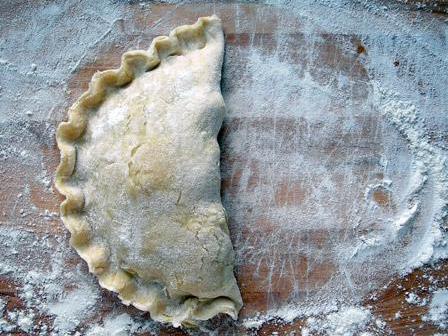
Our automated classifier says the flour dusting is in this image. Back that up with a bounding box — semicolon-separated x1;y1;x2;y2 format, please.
47;283;98;333
302;306;373;336
374;85;448;272
84;313;161;336
1;0;448;334
423;289;448;329
85;314;134;336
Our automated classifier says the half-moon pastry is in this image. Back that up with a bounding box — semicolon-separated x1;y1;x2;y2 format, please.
55;15;242;327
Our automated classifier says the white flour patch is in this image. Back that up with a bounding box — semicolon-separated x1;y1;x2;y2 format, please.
16;310;35;333
86;314;133;336
0;298;6;314
243;304;389;335
423;289;448;329
0;319;13;333
85;313;135;336
302;306;372;336
85;313;134;336
47;283;99;334
0;227;101;334
0;227;161;334
1;309;35;334
85;313;161;336
405;292;427;306
374;85;448;272
242;313;267;330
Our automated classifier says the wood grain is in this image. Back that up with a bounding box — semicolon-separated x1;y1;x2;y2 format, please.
1;1;447;335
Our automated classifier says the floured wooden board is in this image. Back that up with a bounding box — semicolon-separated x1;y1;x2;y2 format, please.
1;1;448;335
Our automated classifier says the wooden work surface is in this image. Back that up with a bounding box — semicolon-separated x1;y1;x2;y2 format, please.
1;1;448;335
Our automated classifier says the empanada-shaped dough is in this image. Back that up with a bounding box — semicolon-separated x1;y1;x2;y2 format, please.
55;16;242;326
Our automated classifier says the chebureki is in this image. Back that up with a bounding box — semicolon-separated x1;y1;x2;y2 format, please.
55;15;242;327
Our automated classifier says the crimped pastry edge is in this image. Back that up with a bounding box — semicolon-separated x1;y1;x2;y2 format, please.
55;15;241;327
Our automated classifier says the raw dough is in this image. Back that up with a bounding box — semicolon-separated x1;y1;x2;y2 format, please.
55;15;242;327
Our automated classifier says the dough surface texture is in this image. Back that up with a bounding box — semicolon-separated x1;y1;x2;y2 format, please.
55;15;242;326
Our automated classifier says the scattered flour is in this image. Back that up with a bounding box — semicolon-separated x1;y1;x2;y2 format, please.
423;289;448;329
0;318;14;333
301;306;373;336
1;0;448;334
1;309;35;334
0;298;5;314
405;292;427;306
85;313;134;336
374;85;448;272
47;283;99;334
84;313;161;336
232;22;447;335
242;313;267;330
16;310;35;333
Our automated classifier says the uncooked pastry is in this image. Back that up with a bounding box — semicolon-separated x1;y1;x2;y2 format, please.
55;15;242;327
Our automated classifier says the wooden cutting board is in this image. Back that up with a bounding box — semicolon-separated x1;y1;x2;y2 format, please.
1;1;447;335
